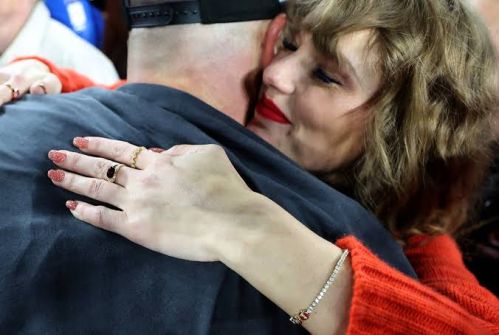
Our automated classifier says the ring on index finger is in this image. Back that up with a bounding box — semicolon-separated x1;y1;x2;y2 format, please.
4;83;20;100
130;146;146;169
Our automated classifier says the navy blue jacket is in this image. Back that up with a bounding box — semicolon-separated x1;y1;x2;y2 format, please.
0;84;416;334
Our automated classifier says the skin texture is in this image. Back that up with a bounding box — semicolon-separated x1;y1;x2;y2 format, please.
126;21;269;124
247;30;381;172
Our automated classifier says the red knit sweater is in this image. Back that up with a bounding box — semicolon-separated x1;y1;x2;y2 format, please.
16;56;499;334
337;236;498;334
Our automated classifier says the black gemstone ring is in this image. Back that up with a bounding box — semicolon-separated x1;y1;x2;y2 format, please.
105;164;124;184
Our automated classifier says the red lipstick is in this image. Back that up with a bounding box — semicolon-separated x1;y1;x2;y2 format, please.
255;95;291;124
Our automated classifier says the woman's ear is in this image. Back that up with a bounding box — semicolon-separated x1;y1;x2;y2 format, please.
261;14;287;68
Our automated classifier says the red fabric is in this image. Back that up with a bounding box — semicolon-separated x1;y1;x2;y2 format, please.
14;56;499;334
336;235;499;334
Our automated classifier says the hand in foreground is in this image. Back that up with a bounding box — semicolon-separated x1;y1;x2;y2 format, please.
47;137;257;262
0;59;62;105
48;138;353;335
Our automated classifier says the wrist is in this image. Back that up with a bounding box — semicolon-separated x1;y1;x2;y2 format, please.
212;192;288;266
211;193;352;335
215;192;343;268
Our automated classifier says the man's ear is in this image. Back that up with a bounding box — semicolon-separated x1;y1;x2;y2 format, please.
261;14;287;68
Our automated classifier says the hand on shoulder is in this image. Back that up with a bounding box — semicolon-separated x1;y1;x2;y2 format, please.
48;138;271;262
0;58;62;105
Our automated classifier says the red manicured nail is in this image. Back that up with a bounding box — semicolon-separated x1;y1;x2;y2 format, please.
48;169;65;182
48;150;67;163
65;200;78;211
73;137;89;149
149;147;166;153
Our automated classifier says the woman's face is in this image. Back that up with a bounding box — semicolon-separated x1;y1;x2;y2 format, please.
247;29;382;173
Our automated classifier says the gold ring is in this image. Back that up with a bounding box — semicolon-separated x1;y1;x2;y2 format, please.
4;83;20;100
37;82;47;95
105;164;124;183
130;146;146;169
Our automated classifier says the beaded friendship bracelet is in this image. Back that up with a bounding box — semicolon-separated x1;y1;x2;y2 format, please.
290;249;350;326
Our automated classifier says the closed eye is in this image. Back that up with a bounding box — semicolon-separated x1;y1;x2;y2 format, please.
313;68;342;86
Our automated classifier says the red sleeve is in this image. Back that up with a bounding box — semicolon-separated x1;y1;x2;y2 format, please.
12;56;126;92
335;235;499;335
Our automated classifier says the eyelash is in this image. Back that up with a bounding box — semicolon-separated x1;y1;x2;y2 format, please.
282;38;342;86
312;68;342;86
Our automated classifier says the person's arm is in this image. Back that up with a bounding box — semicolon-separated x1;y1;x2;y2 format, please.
0;57;61;105
220;204;499;335
47;140;499;335
13;56;126;92
1;56;126;105
216;195;353;335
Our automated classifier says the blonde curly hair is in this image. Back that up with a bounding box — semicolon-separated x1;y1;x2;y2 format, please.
287;0;498;240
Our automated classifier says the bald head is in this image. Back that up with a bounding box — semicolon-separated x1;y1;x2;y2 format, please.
123;0;283;122
127;19;270;123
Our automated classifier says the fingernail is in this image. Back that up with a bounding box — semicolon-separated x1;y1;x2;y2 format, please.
65;200;78;211
73;137;89;149
48;150;66;163
149;147;166;153
48;169;65;182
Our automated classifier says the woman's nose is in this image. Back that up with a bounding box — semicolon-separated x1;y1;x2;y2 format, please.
262;52;301;95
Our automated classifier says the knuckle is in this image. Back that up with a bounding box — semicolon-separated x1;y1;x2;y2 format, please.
46;73;62;92
95;159;109;179
45;73;58;83
204;145;227;160
91;206;106;227
167;145;183;155
65;172;75;187
205;144;224;154
89;179;105;197
155;151;176;167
